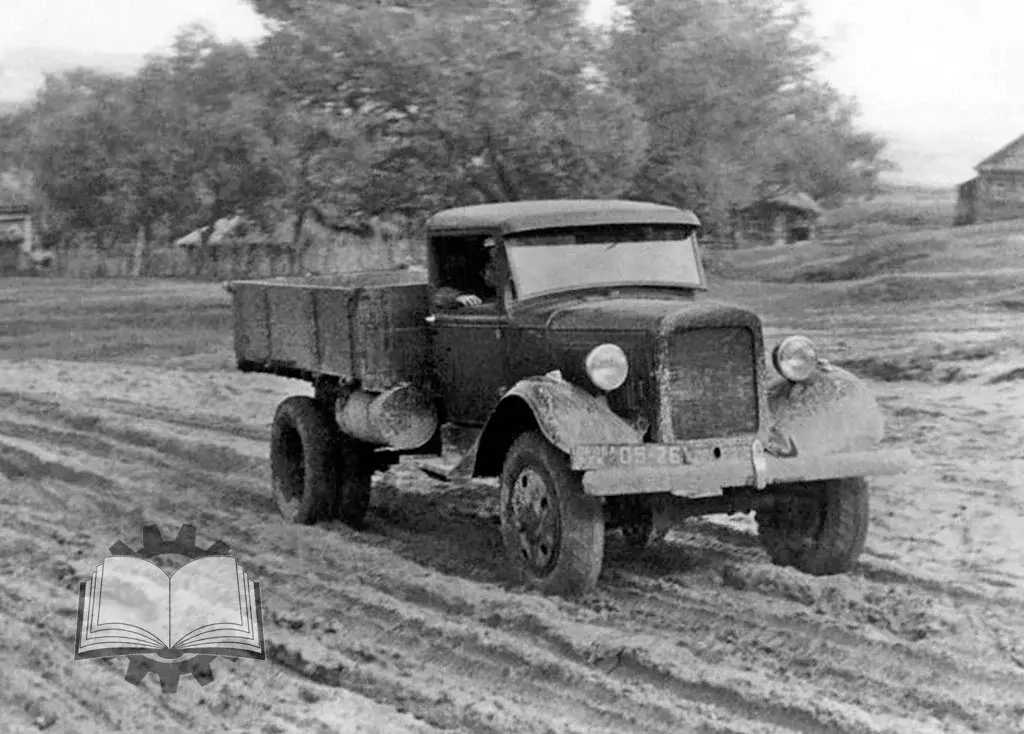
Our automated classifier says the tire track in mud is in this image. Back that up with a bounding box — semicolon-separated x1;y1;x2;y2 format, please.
243;491;1008;734
0;394;273;512
0;389;269;464
362;566;1017;734
357;473;1023;733
1;373;1022;733
356;585;844;734
0;393;694;733
259;577;828;734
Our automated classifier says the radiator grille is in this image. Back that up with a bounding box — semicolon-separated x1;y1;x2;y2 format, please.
667;327;759;440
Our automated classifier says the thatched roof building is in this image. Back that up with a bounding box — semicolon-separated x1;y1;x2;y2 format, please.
732;186;823;247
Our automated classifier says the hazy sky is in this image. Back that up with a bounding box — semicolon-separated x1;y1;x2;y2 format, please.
2;0;1023;186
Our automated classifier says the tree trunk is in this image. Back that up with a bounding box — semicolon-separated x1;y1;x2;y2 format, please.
195;205;222;278
291;208;307;250
130;223;147;277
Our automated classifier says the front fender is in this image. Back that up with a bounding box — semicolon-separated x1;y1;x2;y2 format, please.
768;363;885;457
464;375;642;478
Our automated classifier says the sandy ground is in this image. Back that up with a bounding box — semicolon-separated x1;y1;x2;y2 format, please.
0;275;1022;734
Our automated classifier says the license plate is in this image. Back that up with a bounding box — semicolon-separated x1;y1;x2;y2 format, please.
572;444;686;470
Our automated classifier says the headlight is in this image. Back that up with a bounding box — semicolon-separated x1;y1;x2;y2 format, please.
585;343;629;391
772;335;818;382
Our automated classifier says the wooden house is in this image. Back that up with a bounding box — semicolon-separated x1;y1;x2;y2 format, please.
173;207;411;277
732;188;823;247
0;203;34;273
955;133;1024;226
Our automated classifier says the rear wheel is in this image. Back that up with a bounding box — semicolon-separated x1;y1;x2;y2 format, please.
499;431;605;596
270;396;339;524
756;478;869;575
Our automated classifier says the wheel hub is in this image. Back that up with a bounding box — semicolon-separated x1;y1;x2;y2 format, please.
510;467;561;575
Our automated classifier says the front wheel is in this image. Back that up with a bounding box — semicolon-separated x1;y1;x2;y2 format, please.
756;478;869;575
499;431;605;596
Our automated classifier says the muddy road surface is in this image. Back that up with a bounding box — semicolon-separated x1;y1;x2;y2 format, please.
0;278;1022;734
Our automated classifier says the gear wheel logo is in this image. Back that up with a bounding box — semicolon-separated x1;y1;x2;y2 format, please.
74;524;266;694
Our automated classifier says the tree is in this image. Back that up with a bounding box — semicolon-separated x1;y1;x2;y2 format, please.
250;1;648;220
21;68;137;243
606;0;892;229
10;26;291;273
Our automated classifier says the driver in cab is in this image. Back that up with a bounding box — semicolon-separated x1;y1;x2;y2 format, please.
432;237;509;311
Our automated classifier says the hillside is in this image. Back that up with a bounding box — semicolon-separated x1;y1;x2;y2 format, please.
709;189;1024;386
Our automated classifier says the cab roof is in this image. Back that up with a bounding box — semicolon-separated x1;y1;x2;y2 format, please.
424;199;701;236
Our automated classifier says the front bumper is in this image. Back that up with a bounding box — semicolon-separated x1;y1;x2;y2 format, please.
574;443;914;498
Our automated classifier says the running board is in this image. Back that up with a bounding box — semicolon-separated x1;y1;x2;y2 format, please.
414;449;480;483
415;454;468;482
418;458;454;481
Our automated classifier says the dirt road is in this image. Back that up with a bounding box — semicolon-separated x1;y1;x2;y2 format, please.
0;278;1022;734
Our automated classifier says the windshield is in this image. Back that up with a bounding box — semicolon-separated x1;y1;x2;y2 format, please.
505;224;704;300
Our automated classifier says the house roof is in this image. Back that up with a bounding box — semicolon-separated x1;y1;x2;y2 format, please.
175;207;380;248
174;215;248;248
740;186;822;215
976;133;1024;172
0;188;30;214
765;190;822;215
425;199;701;235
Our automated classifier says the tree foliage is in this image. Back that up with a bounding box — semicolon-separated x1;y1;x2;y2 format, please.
606;0;892;227
0;0;894;258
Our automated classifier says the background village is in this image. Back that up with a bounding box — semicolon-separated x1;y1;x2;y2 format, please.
0;0;981;282
1;131;1021;280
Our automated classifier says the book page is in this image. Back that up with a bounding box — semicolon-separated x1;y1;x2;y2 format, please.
169;556;244;648
177;569;263;655
176;565;252;644
90;556;171;648
75;573;163;656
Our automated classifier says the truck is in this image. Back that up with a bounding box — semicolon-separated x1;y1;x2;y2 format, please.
226;199;912;596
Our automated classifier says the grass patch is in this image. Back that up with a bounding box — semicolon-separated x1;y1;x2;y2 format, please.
837;342;1001;384
842;271;1024;305
0;277;233;363
819;184;957;234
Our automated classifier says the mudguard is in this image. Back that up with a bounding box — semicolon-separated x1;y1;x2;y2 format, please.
460;374;643;478
767;362;885;457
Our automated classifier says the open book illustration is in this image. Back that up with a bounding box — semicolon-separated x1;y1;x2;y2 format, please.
74;555;265;660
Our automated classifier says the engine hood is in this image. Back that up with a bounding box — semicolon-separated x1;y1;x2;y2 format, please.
517;296;764;337
506;295;769;441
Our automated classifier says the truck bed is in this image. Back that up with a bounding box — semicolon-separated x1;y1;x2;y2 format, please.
227;269;432;391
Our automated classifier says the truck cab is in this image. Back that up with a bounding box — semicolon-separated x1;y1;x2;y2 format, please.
424;201;704;426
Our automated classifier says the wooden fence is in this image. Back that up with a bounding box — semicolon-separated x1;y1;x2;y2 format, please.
43;232;423;280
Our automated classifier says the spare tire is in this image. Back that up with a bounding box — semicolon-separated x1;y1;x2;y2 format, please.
270;396;339;524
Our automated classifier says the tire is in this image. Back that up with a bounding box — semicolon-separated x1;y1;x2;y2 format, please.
334;435;374;529
270;396;339;524
756;478;869;575
499;431;605;596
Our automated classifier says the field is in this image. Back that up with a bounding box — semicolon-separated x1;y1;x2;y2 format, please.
1;205;1024;733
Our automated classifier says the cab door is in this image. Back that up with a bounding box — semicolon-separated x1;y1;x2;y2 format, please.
431;311;508;426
